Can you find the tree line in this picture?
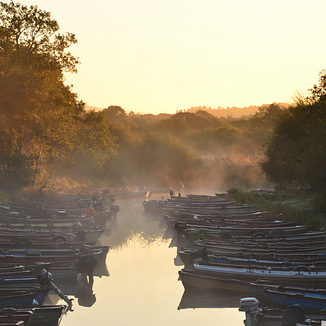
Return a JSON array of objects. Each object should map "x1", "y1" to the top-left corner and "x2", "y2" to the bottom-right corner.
[{"x1": 1, "y1": 1, "x2": 325, "y2": 196}]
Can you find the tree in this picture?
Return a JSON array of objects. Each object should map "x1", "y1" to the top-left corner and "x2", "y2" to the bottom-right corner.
[
  {"x1": 261, "y1": 70, "x2": 326, "y2": 191},
  {"x1": 308, "y1": 69, "x2": 326, "y2": 104},
  {"x1": 0, "y1": 1, "x2": 116, "y2": 189},
  {"x1": 103, "y1": 106, "x2": 127, "y2": 122},
  {"x1": 251, "y1": 103, "x2": 284, "y2": 129}
]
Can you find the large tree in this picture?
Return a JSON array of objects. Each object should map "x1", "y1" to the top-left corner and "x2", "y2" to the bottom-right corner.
[
  {"x1": 0, "y1": 1, "x2": 116, "y2": 190},
  {"x1": 261, "y1": 70, "x2": 326, "y2": 192}
]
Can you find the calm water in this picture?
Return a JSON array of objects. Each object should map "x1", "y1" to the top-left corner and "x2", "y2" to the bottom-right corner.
[{"x1": 59, "y1": 197, "x2": 245, "y2": 326}]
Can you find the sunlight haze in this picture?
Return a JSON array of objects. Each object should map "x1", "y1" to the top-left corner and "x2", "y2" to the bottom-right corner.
[{"x1": 15, "y1": 0, "x2": 326, "y2": 113}]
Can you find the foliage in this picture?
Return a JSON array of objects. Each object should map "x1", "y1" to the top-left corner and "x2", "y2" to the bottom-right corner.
[
  {"x1": 98, "y1": 104, "x2": 277, "y2": 190},
  {"x1": 0, "y1": 151, "x2": 36, "y2": 190},
  {"x1": 0, "y1": 189, "x2": 10, "y2": 204},
  {"x1": 250, "y1": 103, "x2": 285, "y2": 129},
  {"x1": 261, "y1": 70, "x2": 326, "y2": 192},
  {"x1": 104, "y1": 134, "x2": 203, "y2": 188},
  {"x1": 0, "y1": 1, "x2": 116, "y2": 191}
]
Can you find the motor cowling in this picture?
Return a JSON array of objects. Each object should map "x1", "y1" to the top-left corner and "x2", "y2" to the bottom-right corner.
[{"x1": 239, "y1": 297, "x2": 260, "y2": 312}]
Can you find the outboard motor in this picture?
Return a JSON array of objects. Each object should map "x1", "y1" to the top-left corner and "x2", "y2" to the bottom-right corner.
[
  {"x1": 239, "y1": 297, "x2": 261, "y2": 326},
  {"x1": 38, "y1": 269, "x2": 73, "y2": 311}
]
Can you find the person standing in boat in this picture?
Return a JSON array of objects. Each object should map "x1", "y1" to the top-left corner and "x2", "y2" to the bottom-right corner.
[{"x1": 169, "y1": 188, "x2": 174, "y2": 200}]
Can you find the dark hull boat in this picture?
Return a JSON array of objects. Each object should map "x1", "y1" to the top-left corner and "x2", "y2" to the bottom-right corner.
[
  {"x1": 0, "y1": 309, "x2": 33, "y2": 326},
  {"x1": 263, "y1": 287, "x2": 326, "y2": 310},
  {"x1": 0, "y1": 288, "x2": 48, "y2": 306},
  {"x1": 192, "y1": 263, "x2": 326, "y2": 283},
  {"x1": 179, "y1": 269, "x2": 250, "y2": 293},
  {"x1": 178, "y1": 247, "x2": 326, "y2": 271},
  {"x1": 2, "y1": 305, "x2": 67, "y2": 326},
  {"x1": 0, "y1": 291, "x2": 37, "y2": 308}
]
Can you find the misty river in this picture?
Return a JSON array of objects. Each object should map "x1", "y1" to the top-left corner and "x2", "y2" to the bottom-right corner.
[{"x1": 58, "y1": 195, "x2": 245, "y2": 326}]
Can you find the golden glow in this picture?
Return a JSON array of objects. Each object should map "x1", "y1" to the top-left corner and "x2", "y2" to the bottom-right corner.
[
  {"x1": 61, "y1": 236, "x2": 244, "y2": 326},
  {"x1": 14, "y1": 0, "x2": 326, "y2": 113}
]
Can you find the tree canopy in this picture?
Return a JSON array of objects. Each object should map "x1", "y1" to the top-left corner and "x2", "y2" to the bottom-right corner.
[
  {"x1": 261, "y1": 70, "x2": 326, "y2": 192},
  {"x1": 0, "y1": 1, "x2": 116, "y2": 190}
]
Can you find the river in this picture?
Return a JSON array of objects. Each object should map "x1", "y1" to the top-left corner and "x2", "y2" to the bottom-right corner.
[{"x1": 59, "y1": 196, "x2": 245, "y2": 326}]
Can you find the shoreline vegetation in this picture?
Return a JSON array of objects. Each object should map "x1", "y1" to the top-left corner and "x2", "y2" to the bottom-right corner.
[{"x1": 228, "y1": 188, "x2": 326, "y2": 230}]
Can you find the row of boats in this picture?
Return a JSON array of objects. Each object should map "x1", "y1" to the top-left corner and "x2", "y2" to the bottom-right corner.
[
  {"x1": 0, "y1": 189, "x2": 116, "y2": 325},
  {"x1": 143, "y1": 192, "x2": 326, "y2": 326}
]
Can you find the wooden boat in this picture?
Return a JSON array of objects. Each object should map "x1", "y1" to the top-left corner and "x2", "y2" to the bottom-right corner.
[
  {"x1": 3, "y1": 305, "x2": 67, "y2": 326},
  {"x1": 0, "y1": 309, "x2": 33, "y2": 326},
  {"x1": 200, "y1": 229, "x2": 326, "y2": 243},
  {"x1": 0, "y1": 215, "x2": 94, "y2": 227},
  {"x1": 0, "y1": 288, "x2": 48, "y2": 306},
  {"x1": 178, "y1": 268, "x2": 249, "y2": 292},
  {"x1": 250, "y1": 281, "x2": 326, "y2": 309},
  {"x1": 263, "y1": 286, "x2": 326, "y2": 310},
  {"x1": 192, "y1": 263, "x2": 326, "y2": 283},
  {"x1": 190, "y1": 239, "x2": 326, "y2": 257},
  {"x1": 0, "y1": 246, "x2": 107, "y2": 266},
  {"x1": 0, "y1": 227, "x2": 103, "y2": 242},
  {"x1": 193, "y1": 239, "x2": 326, "y2": 255},
  {"x1": 0, "y1": 250, "x2": 79, "y2": 265},
  {"x1": 178, "y1": 247, "x2": 326, "y2": 272},
  {"x1": 0, "y1": 291, "x2": 37, "y2": 308}
]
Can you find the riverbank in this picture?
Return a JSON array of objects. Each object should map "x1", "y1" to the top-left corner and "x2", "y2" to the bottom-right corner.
[{"x1": 228, "y1": 188, "x2": 326, "y2": 230}]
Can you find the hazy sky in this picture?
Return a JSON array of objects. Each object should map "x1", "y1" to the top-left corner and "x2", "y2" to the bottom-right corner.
[{"x1": 13, "y1": 0, "x2": 326, "y2": 113}]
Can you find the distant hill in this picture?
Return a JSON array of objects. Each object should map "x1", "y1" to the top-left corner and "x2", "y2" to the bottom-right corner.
[
  {"x1": 85, "y1": 103, "x2": 290, "y2": 119},
  {"x1": 186, "y1": 103, "x2": 290, "y2": 118}
]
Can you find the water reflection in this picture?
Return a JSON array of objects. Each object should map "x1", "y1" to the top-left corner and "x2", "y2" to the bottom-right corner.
[
  {"x1": 178, "y1": 290, "x2": 242, "y2": 310},
  {"x1": 76, "y1": 273, "x2": 96, "y2": 307},
  {"x1": 60, "y1": 198, "x2": 244, "y2": 326}
]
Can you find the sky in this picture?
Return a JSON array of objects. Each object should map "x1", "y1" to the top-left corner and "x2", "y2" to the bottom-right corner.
[{"x1": 12, "y1": 0, "x2": 326, "y2": 114}]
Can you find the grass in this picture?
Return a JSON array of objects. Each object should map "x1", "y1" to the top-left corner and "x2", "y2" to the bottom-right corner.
[{"x1": 227, "y1": 188, "x2": 326, "y2": 230}]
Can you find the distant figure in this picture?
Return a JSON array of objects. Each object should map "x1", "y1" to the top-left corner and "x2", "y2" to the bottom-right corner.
[{"x1": 169, "y1": 188, "x2": 174, "y2": 200}]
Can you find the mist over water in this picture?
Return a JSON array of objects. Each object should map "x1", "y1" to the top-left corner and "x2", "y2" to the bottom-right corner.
[{"x1": 60, "y1": 196, "x2": 245, "y2": 326}]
